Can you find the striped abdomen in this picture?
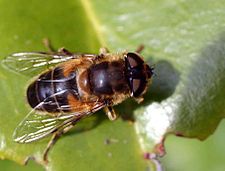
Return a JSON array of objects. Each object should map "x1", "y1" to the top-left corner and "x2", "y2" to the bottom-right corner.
[{"x1": 27, "y1": 67, "x2": 79, "y2": 113}]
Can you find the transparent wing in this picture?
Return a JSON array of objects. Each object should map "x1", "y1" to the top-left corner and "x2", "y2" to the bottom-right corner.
[
  {"x1": 13, "y1": 100, "x2": 106, "y2": 143},
  {"x1": 13, "y1": 107, "x2": 76, "y2": 143},
  {"x1": 2, "y1": 52, "x2": 75, "y2": 77}
]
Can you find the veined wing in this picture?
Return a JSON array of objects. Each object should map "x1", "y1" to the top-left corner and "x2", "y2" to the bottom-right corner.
[
  {"x1": 13, "y1": 108, "x2": 77, "y2": 143},
  {"x1": 2, "y1": 52, "x2": 75, "y2": 77},
  {"x1": 13, "y1": 98, "x2": 106, "y2": 143}
]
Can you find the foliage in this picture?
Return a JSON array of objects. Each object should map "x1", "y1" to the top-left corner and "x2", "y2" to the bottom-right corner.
[{"x1": 0, "y1": 0, "x2": 225, "y2": 170}]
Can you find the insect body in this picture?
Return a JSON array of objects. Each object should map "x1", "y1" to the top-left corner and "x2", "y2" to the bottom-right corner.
[{"x1": 2, "y1": 45, "x2": 153, "y2": 162}]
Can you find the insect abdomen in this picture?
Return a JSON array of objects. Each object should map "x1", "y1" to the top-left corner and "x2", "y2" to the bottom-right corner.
[{"x1": 27, "y1": 67, "x2": 79, "y2": 113}]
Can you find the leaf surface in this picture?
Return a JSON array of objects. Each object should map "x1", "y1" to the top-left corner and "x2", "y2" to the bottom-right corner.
[{"x1": 0, "y1": 0, "x2": 225, "y2": 170}]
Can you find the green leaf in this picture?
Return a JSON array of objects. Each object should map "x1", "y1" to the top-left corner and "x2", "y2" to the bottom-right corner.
[
  {"x1": 0, "y1": 160, "x2": 44, "y2": 171},
  {"x1": 90, "y1": 0, "x2": 225, "y2": 167},
  {"x1": 0, "y1": 0, "x2": 149, "y2": 170},
  {"x1": 161, "y1": 121, "x2": 225, "y2": 171},
  {"x1": 1, "y1": 0, "x2": 225, "y2": 171}
]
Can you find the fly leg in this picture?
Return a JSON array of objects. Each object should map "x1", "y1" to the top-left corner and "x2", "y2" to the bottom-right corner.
[
  {"x1": 43, "y1": 130, "x2": 63, "y2": 163},
  {"x1": 104, "y1": 99, "x2": 117, "y2": 121},
  {"x1": 43, "y1": 117, "x2": 81, "y2": 163},
  {"x1": 135, "y1": 44, "x2": 145, "y2": 54},
  {"x1": 58, "y1": 47, "x2": 73, "y2": 55},
  {"x1": 42, "y1": 38, "x2": 73, "y2": 55},
  {"x1": 99, "y1": 47, "x2": 109, "y2": 56},
  {"x1": 43, "y1": 38, "x2": 56, "y2": 52},
  {"x1": 104, "y1": 106, "x2": 117, "y2": 121}
]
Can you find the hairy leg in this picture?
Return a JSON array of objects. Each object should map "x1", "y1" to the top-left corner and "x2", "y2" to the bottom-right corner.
[
  {"x1": 42, "y1": 38, "x2": 73, "y2": 55},
  {"x1": 43, "y1": 117, "x2": 82, "y2": 163},
  {"x1": 99, "y1": 47, "x2": 109, "y2": 56},
  {"x1": 104, "y1": 106, "x2": 117, "y2": 121},
  {"x1": 135, "y1": 44, "x2": 145, "y2": 53}
]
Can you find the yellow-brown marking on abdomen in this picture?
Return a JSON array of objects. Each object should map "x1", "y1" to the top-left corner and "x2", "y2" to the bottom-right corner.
[
  {"x1": 62, "y1": 59, "x2": 82, "y2": 77},
  {"x1": 67, "y1": 93, "x2": 93, "y2": 113}
]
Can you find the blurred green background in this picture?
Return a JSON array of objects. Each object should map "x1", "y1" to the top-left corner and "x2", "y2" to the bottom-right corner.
[{"x1": 0, "y1": 0, "x2": 225, "y2": 170}]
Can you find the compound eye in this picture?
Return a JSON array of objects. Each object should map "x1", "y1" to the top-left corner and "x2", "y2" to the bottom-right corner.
[
  {"x1": 132, "y1": 79, "x2": 141, "y2": 94},
  {"x1": 126, "y1": 52, "x2": 144, "y2": 68},
  {"x1": 125, "y1": 52, "x2": 147, "y2": 97},
  {"x1": 132, "y1": 78, "x2": 146, "y2": 97}
]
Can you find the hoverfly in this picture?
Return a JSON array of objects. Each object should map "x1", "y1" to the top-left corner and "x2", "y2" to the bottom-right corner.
[{"x1": 2, "y1": 41, "x2": 154, "y2": 162}]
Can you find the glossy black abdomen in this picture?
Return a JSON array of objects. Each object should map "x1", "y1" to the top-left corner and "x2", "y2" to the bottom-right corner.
[{"x1": 27, "y1": 67, "x2": 78, "y2": 112}]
